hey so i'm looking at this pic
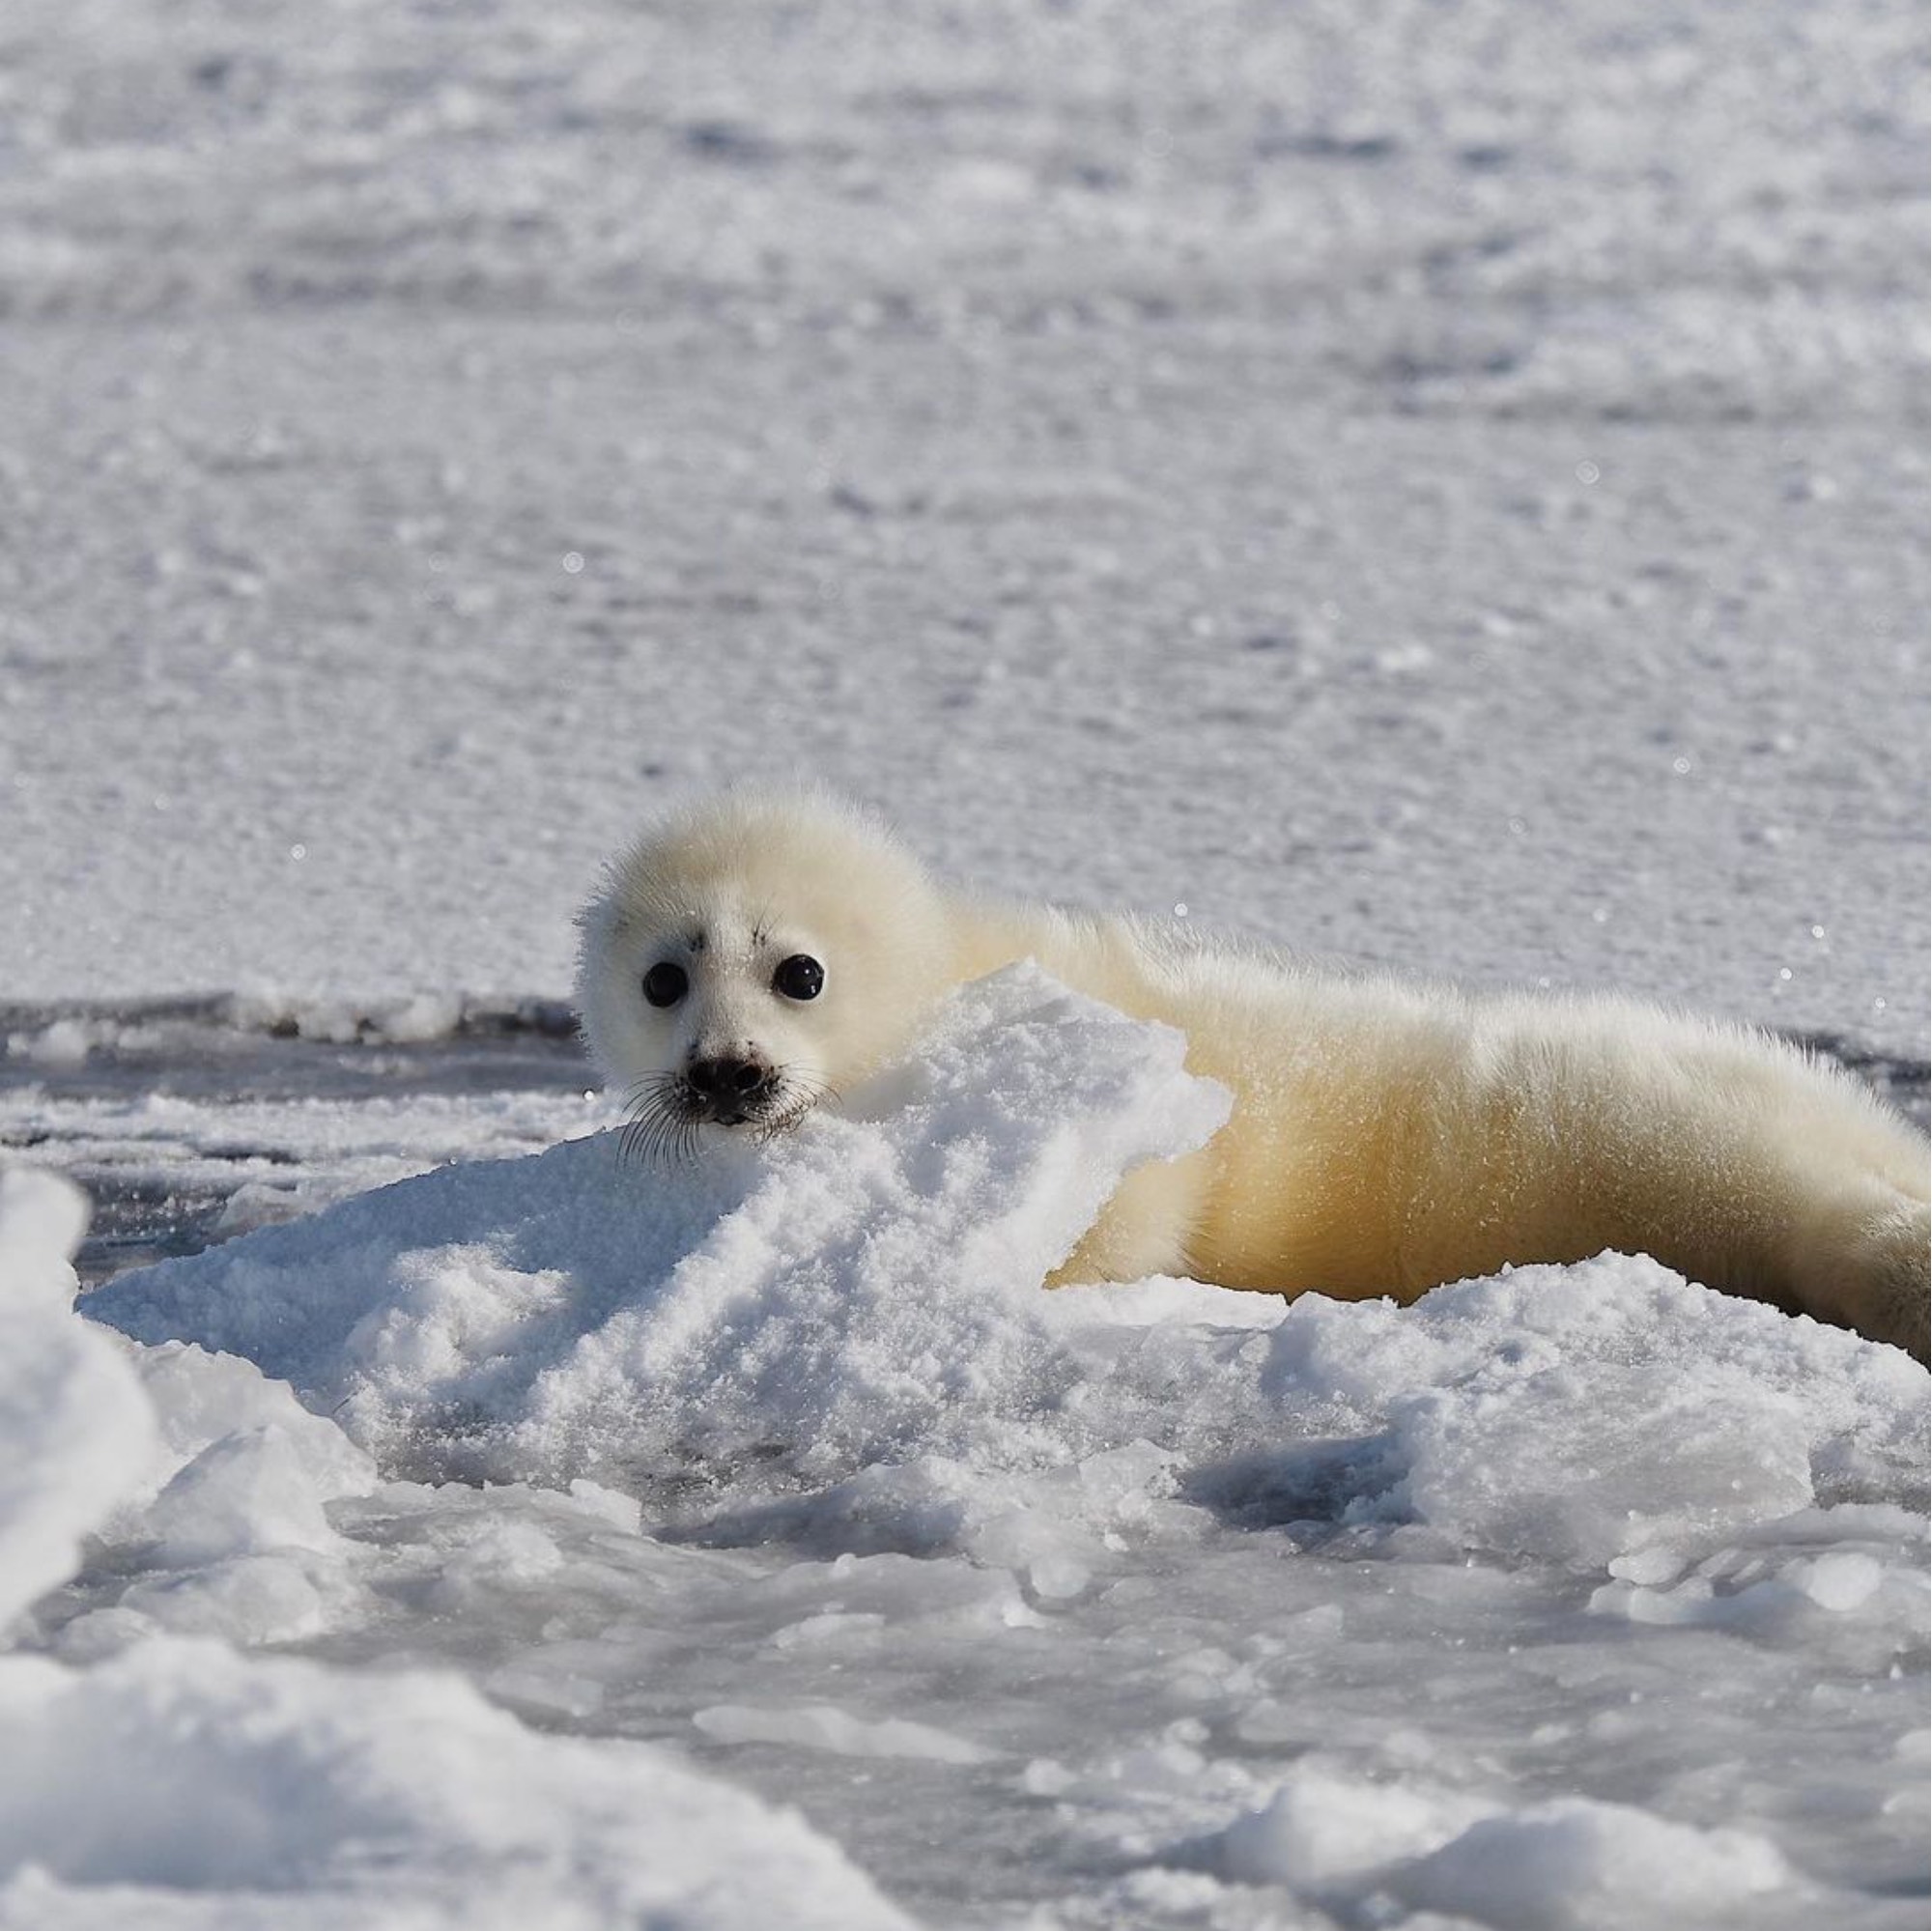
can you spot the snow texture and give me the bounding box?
[4,0,1928,1922]
[1,0,1925,1057]
[0,1174,913,1931]
[65,973,1932,1928]
[0,1642,914,1931]
[0,1171,158,1631]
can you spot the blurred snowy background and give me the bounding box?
[1,0,1924,1038]
[1,2,1927,1926]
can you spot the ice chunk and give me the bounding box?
[87,966,1232,1492]
[0,1640,915,1929]
[1185,1768,1792,1927]
[46,1336,383,1653]
[144,1426,348,1565]
[1197,1768,1489,1890]
[1391,1795,1791,1929]
[118,1340,378,1513]
[0,1170,158,1630]
[1263,1254,1929,1567]
[694,1700,996,1764]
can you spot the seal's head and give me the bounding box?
[576,789,953,1158]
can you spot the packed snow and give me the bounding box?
[2,0,1927,1923]
[9,973,1924,1927]
[0,1165,916,1931]
[0,1171,158,1629]
[0,1637,917,1931]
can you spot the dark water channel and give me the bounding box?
[0,1000,592,1287]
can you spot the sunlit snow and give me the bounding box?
[5,975,1923,1928]
[2,0,1927,1923]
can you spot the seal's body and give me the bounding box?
[577,790,1930,1359]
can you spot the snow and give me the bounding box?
[0,1174,914,1931]
[88,968,1234,1491]
[3,0,1927,1921]
[0,1642,914,1931]
[0,1170,158,1631]
[43,972,1932,1927]
[1184,1772,1796,1927]
[1,0,1925,1056]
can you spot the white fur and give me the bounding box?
[578,789,1930,1359]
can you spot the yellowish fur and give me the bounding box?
[578,789,1931,1360]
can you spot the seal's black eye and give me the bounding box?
[773,954,824,1002]
[642,961,688,1008]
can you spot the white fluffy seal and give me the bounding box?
[576,788,1930,1360]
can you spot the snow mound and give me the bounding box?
[0,1640,913,1931]
[85,969,1927,1598]
[0,1173,911,1930]
[1256,1256,1929,1566]
[88,966,1235,1491]
[1186,1765,1794,1929]
[0,1164,382,1653]
[0,1169,157,1631]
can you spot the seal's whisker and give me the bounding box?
[623,1073,681,1102]
[615,1077,708,1169]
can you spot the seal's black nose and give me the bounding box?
[687,1056,770,1102]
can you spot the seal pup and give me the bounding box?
[576,788,1930,1360]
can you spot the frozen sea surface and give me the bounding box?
[3,0,1927,1923]
[12,973,1929,1929]
[0,0,1925,1052]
